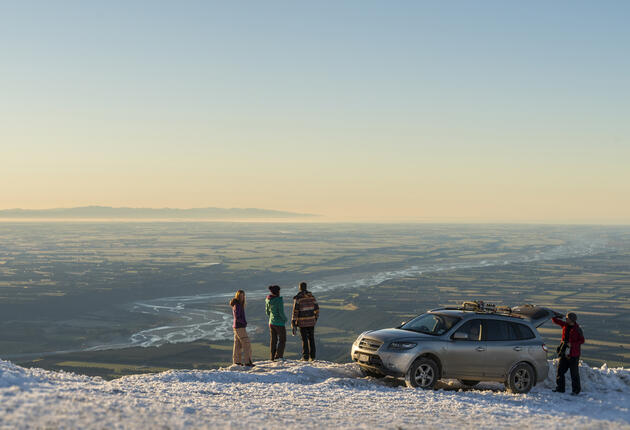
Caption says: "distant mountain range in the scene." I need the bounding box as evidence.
[0,206,316,219]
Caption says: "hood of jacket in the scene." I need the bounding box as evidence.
[293,291,313,300]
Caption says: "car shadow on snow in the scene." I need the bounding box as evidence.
[375,376,505,392]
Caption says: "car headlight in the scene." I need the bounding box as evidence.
[389,341,417,350]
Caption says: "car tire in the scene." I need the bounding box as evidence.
[360,367,385,378]
[459,379,479,387]
[405,357,439,389]
[505,362,534,394]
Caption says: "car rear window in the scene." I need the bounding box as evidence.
[484,320,512,341]
[484,320,536,341]
[511,322,535,340]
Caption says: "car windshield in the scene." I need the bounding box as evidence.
[400,313,460,336]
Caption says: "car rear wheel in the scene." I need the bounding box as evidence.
[506,363,534,394]
[459,379,479,387]
[405,357,438,389]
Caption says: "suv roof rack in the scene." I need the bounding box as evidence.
[431,300,522,318]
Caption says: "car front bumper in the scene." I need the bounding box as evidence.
[351,341,419,378]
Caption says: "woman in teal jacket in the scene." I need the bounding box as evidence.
[265,285,288,360]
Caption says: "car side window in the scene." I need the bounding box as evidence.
[511,322,535,340]
[483,320,513,341]
[453,319,482,341]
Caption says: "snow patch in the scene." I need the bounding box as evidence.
[540,359,630,393]
[1,359,628,429]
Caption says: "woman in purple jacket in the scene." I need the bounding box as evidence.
[229,290,254,366]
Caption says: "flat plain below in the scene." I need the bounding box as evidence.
[0,222,628,378]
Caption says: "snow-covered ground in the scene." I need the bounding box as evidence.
[1,359,628,429]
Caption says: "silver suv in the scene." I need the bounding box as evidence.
[351,302,553,393]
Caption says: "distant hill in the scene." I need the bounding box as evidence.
[0,206,316,219]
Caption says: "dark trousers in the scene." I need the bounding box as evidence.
[269,325,286,360]
[299,326,316,360]
[556,356,581,394]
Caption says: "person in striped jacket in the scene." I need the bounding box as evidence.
[291,282,319,361]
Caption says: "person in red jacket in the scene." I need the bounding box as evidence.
[552,312,585,395]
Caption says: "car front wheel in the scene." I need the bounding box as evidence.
[505,363,534,394]
[405,357,439,389]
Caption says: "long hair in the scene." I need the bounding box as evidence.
[230,289,246,308]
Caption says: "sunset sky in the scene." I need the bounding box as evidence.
[2,1,629,223]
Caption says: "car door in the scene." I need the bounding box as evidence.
[440,319,487,378]
[482,319,528,379]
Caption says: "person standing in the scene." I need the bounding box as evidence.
[291,282,319,361]
[230,290,254,367]
[552,312,585,395]
[265,285,288,361]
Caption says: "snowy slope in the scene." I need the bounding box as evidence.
[1,359,629,429]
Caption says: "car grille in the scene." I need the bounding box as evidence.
[354,353,383,368]
[358,337,383,352]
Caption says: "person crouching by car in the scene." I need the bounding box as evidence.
[552,312,585,395]
[230,290,254,367]
[265,285,288,360]
[292,282,319,361]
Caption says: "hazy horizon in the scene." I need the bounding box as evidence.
[0,210,628,226]
[0,205,629,226]
[2,1,629,223]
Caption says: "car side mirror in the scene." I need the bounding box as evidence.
[452,332,468,341]
[397,321,407,328]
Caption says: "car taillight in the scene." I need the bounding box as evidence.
[542,344,548,352]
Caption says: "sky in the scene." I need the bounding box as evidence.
[1,1,629,223]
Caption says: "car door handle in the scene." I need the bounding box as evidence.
[513,346,523,351]
[476,346,486,352]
